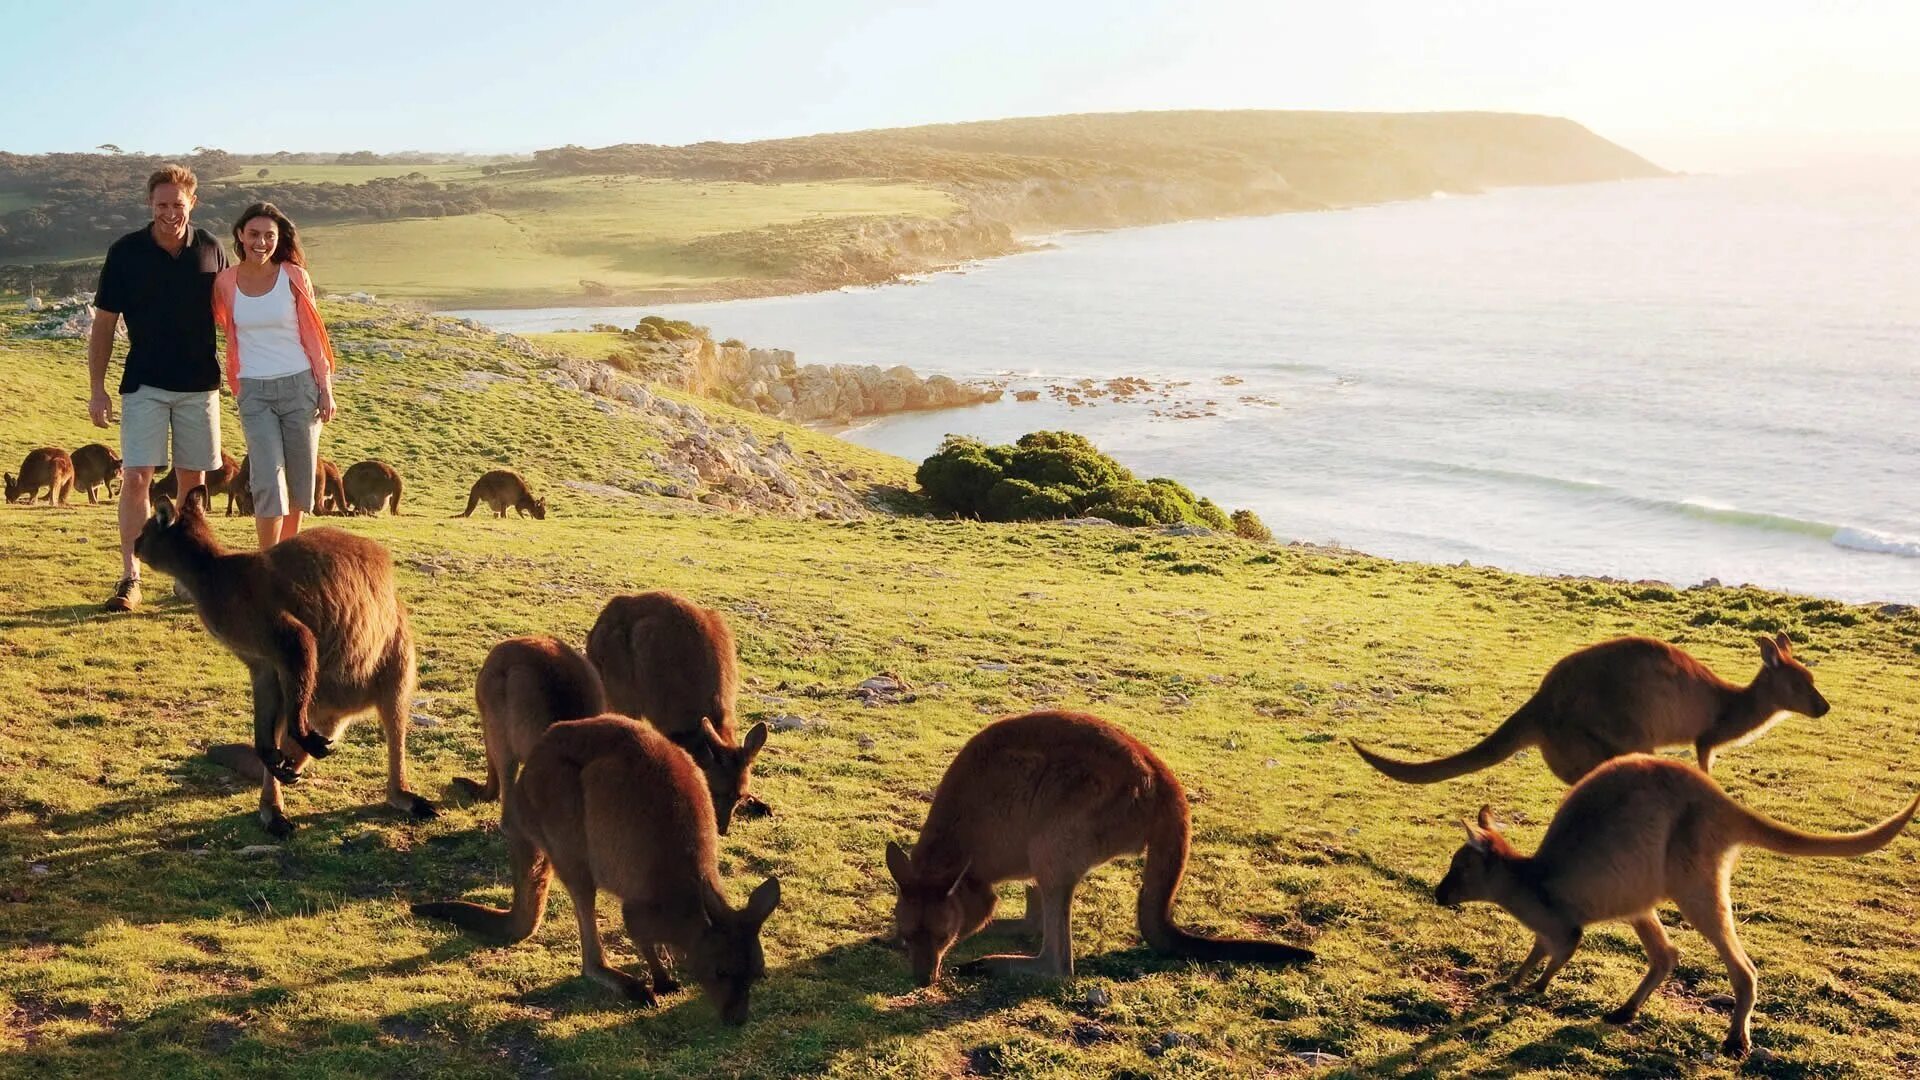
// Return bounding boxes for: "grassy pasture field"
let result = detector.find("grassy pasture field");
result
[3,305,1920,1077]
[211,164,494,186]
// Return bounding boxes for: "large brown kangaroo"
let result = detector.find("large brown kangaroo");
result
[1435,754,1917,1057]
[70,443,122,503]
[342,459,403,516]
[456,469,547,519]
[451,636,605,803]
[586,592,770,833]
[134,488,437,836]
[5,447,75,505]
[411,715,782,1025]
[885,710,1315,986]
[229,457,351,517]
[1351,635,1829,785]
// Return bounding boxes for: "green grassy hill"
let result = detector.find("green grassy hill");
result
[3,306,1917,1078]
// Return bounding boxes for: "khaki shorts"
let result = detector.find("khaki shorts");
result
[121,386,221,471]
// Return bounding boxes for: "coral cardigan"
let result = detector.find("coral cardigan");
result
[212,263,336,396]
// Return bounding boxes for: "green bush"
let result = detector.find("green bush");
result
[1195,498,1233,531]
[1232,509,1274,542]
[915,436,1010,518]
[985,478,1079,521]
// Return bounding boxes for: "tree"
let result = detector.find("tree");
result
[97,143,123,155]
[256,168,270,178]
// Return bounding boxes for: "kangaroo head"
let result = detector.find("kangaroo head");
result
[1754,632,1829,718]
[885,841,973,986]
[134,488,217,574]
[1435,805,1519,908]
[684,876,780,1026]
[683,719,768,835]
[3,473,16,501]
[530,497,547,520]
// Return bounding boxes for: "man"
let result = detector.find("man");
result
[88,165,229,611]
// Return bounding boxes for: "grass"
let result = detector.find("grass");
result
[210,164,493,186]
[299,175,958,307]
[3,305,1920,1077]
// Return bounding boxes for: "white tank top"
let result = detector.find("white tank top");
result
[232,268,313,380]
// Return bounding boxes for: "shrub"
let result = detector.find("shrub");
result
[1194,498,1232,531]
[916,435,1010,518]
[985,478,1079,521]
[1005,444,1124,493]
[1084,480,1193,527]
[1231,509,1273,542]
[915,430,1239,529]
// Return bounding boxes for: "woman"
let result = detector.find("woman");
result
[212,203,337,549]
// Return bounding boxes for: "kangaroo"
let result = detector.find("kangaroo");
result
[5,447,75,505]
[342,459,403,516]
[228,456,252,516]
[456,469,547,519]
[885,710,1315,986]
[153,451,240,504]
[586,592,770,833]
[1436,754,1917,1057]
[1351,635,1829,785]
[134,488,438,836]
[411,715,782,1025]
[452,635,605,803]
[228,457,348,517]
[70,443,122,503]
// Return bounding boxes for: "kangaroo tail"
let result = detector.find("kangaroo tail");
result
[1740,791,1920,858]
[1350,703,1538,785]
[411,834,550,943]
[1136,784,1314,965]
[455,489,478,518]
[208,742,267,781]
[388,474,402,516]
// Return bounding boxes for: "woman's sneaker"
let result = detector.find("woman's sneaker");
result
[103,577,142,612]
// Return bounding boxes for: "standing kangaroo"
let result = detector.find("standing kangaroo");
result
[5,447,75,505]
[1351,635,1829,785]
[134,488,437,836]
[452,635,605,803]
[586,592,770,833]
[456,470,547,519]
[1435,754,1917,1057]
[411,715,782,1026]
[70,443,122,503]
[342,459,403,516]
[886,710,1315,986]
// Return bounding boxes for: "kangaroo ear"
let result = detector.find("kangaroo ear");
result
[184,485,210,513]
[700,715,728,749]
[742,721,768,758]
[1462,819,1491,852]
[745,876,781,924]
[885,841,913,887]
[1476,804,1497,831]
[1773,631,1793,655]
[698,880,732,926]
[941,859,972,899]
[1757,635,1782,668]
[152,495,177,528]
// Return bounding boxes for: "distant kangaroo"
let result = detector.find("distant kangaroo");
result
[1351,635,1828,785]
[412,715,782,1025]
[457,469,547,519]
[586,592,770,833]
[886,710,1315,986]
[70,444,122,503]
[451,635,605,803]
[134,488,437,836]
[229,457,350,517]
[1435,754,1917,1057]
[153,451,240,504]
[342,459,403,516]
[5,447,74,505]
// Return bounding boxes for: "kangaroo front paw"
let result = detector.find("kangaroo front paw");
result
[1602,1005,1639,1026]
[260,748,302,784]
[263,810,296,838]
[406,794,439,820]
[651,972,680,995]
[293,729,336,759]
[1721,1033,1751,1058]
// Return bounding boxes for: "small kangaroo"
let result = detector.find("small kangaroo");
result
[586,592,770,833]
[411,715,782,1025]
[886,710,1315,986]
[452,635,605,803]
[342,459,403,516]
[1352,635,1829,785]
[5,447,75,505]
[134,488,438,836]
[456,469,547,519]
[228,457,349,517]
[70,444,122,503]
[1436,754,1917,1057]
[153,451,240,503]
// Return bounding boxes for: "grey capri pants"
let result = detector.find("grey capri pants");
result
[236,373,323,517]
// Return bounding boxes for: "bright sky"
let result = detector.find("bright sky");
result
[4,0,1916,171]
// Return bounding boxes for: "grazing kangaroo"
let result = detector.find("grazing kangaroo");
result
[456,469,547,519]
[153,451,240,504]
[5,447,75,505]
[452,635,605,803]
[229,457,349,517]
[134,488,437,836]
[885,710,1315,986]
[586,592,770,833]
[342,459,403,516]
[411,715,782,1025]
[70,444,122,503]
[1436,754,1917,1057]
[1351,635,1829,785]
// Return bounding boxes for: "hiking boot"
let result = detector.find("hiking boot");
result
[103,577,141,612]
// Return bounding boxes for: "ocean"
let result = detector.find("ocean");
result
[455,167,1920,603]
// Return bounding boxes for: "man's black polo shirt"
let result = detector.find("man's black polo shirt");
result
[94,224,229,395]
